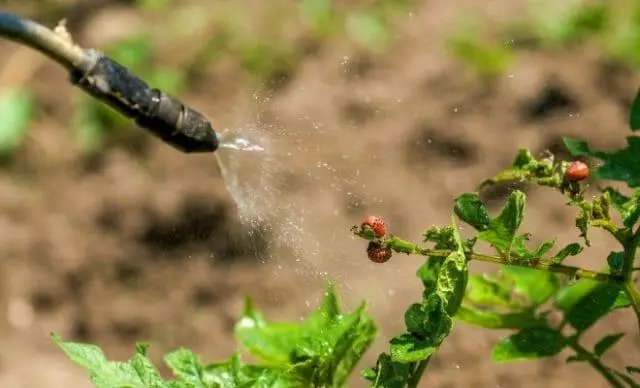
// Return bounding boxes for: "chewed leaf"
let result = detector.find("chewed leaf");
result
[492,325,565,362]
[389,333,437,363]
[479,149,558,188]
[477,190,525,256]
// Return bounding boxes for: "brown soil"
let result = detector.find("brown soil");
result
[0,1,639,388]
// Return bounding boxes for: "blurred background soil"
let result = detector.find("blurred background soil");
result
[0,0,639,387]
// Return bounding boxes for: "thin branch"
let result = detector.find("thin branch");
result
[0,11,86,70]
[355,232,624,284]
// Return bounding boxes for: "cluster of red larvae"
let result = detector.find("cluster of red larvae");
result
[359,161,589,264]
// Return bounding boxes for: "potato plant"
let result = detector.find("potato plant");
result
[51,91,640,388]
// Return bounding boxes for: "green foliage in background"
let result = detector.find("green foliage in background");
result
[449,0,640,77]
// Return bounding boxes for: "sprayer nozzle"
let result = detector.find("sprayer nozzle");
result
[69,49,220,154]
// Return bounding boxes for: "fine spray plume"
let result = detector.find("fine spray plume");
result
[0,11,328,271]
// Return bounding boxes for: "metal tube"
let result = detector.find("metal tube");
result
[0,11,219,153]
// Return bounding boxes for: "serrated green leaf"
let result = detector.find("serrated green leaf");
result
[565,283,620,332]
[491,325,565,362]
[454,192,490,231]
[630,88,640,130]
[477,190,525,256]
[563,137,591,156]
[455,306,538,329]
[511,234,555,260]
[389,333,436,363]
[235,283,376,387]
[0,88,33,154]
[52,333,165,388]
[594,333,625,358]
[502,266,559,306]
[164,348,207,387]
[364,353,411,388]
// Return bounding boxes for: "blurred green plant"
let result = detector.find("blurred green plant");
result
[447,20,516,78]
[450,0,640,76]
[0,87,34,157]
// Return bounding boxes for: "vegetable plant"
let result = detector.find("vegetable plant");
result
[52,89,640,388]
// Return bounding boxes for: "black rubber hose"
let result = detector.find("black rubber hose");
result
[0,11,219,153]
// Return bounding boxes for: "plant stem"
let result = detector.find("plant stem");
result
[355,232,624,285]
[406,358,429,388]
[622,228,640,332]
[567,338,624,388]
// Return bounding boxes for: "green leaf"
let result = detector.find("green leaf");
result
[566,354,589,363]
[131,343,165,387]
[234,298,302,364]
[554,243,583,263]
[464,274,523,309]
[602,187,640,228]
[591,136,640,188]
[52,333,166,388]
[202,353,304,388]
[0,88,33,154]
[554,278,599,312]
[607,252,624,275]
[416,257,443,290]
[454,192,490,231]
[491,325,565,362]
[437,251,468,316]
[563,137,591,156]
[511,234,555,260]
[564,283,620,332]
[164,348,206,387]
[364,353,411,388]
[628,366,640,375]
[630,88,640,130]
[502,266,559,306]
[389,333,436,363]
[403,293,452,346]
[455,306,538,329]
[594,333,625,357]
[612,291,631,310]
[477,190,525,256]
[234,283,376,387]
